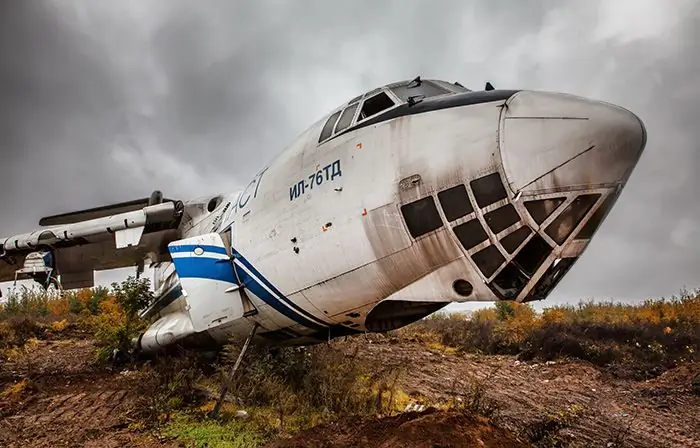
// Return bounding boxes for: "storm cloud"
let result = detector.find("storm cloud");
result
[1,0,699,304]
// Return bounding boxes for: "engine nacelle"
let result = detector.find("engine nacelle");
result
[16,250,58,290]
[137,311,196,354]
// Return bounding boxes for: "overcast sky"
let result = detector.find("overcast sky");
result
[1,0,699,307]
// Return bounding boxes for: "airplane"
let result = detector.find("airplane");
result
[0,77,647,357]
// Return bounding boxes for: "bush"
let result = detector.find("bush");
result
[0,276,156,362]
[90,276,154,362]
[0,317,46,349]
[122,339,410,443]
[405,289,700,379]
[130,350,211,425]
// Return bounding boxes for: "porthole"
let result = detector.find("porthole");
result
[207,196,222,212]
[452,279,474,297]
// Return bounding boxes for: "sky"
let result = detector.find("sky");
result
[0,0,699,310]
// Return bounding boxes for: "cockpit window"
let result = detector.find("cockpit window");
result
[335,103,359,134]
[319,110,342,143]
[347,94,363,105]
[359,92,395,121]
[391,80,451,103]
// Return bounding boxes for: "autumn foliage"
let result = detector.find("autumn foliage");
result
[403,288,700,379]
[1,279,699,378]
[0,276,153,361]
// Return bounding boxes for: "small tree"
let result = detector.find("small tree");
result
[110,276,154,348]
[88,286,110,315]
[495,301,516,321]
[93,276,154,362]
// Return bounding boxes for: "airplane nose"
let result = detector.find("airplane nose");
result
[499,91,646,194]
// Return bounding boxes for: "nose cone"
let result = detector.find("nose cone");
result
[499,91,646,193]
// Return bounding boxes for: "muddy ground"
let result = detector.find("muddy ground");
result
[1,337,698,447]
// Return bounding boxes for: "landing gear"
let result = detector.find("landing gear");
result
[210,323,259,418]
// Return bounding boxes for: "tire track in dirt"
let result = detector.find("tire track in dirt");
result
[355,340,700,448]
[1,386,133,447]
[0,339,173,448]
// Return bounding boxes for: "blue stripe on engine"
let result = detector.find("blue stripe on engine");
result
[167,241,329,333]
[170,256,237,283]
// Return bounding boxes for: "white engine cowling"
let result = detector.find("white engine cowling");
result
[137,311,196,354]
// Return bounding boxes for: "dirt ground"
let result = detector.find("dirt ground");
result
[266,408,532,448]
[0,339,179,448]
[1,337,698,448]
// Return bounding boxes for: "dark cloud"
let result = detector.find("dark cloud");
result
[0,2,137,232]
[1,0,698,303]
[545,7,700,302]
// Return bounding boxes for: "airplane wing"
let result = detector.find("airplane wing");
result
[0,194,184,290]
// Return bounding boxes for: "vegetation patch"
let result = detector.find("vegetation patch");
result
[1,279,699,446]
[401,289,700,380]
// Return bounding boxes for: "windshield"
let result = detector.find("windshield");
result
[390,79,451,102]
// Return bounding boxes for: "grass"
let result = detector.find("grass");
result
[162,414,272,448]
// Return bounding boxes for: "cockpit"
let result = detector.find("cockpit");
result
[318,77,471,144]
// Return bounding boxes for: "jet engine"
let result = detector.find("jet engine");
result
[15,250,59,290]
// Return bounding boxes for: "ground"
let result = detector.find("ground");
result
[1,337,698,448]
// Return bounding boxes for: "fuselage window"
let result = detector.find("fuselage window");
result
[483,204,520,234]
[524,198,565,225]
[400,196,443,238]
[348,94,363,105]
[437,184,473,222]
[490,262,529,300]
[526,257,577,302]
[470,173,508,209]
[574,194,616,240]
[391,80,451,102]
[471,245,506,278]
[452,218,488,251]
[512,234,552,277]
[359,92,395,121]
[499,226,531,254]
[335,103,359,134]
[319,110,342,143]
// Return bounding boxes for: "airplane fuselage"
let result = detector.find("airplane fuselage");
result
[137,80,646,352]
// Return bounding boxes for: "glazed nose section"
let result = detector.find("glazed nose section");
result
[499,91,646,193]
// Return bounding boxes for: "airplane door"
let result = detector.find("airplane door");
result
[168,232,255,333]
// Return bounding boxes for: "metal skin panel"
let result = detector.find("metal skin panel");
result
[0,81,647,353]
[499,91,646,195]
